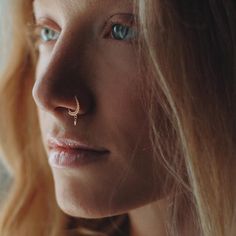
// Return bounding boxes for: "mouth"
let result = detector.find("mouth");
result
[47,136,110,169]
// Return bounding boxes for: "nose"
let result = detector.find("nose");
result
[32,39,94,121]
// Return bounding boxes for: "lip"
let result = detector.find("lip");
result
[47,136,109,152]
[47,136,109,169]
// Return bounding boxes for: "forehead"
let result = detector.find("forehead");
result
[33,0,134,14]
[33,0,134,25]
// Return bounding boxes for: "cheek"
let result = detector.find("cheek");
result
[92,42,144,121]
[95,41,139,78]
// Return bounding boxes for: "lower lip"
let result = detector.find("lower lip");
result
[48,147,109,169]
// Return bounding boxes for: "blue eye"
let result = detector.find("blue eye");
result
[111,24,137,41]
[40,27,60,42]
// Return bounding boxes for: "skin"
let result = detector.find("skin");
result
[32,0,170,235]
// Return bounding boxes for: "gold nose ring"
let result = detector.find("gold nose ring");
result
[68,96,80,126]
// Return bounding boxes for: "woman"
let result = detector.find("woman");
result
[0,0,235,235]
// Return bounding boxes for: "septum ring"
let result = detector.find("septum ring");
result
[68,96,80,126]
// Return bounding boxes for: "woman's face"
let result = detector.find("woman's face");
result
[32,0,164,218]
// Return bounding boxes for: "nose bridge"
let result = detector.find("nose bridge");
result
[45,29,84,82]
[32,30,93,116]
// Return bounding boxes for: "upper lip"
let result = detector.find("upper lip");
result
[47,136,109,153]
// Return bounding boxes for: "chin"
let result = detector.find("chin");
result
[54,186,161,220]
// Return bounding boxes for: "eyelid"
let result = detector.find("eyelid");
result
[35,17,61,32]
[104,13,136,25]
[33,17,60,37]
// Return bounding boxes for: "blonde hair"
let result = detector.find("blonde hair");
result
[0,0,235,235]
[136,0,236,235]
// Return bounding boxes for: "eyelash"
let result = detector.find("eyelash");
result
[31,19,137,48]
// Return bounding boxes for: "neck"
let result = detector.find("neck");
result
[128,198,169,236]
[128,196,199,236]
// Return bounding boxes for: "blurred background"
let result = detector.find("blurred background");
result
[0,160,11,204]
[0,1,12,204]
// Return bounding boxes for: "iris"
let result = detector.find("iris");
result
[111,24,136,41]
[40,27,60,42]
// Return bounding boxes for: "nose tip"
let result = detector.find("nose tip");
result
[32,82,50,112]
